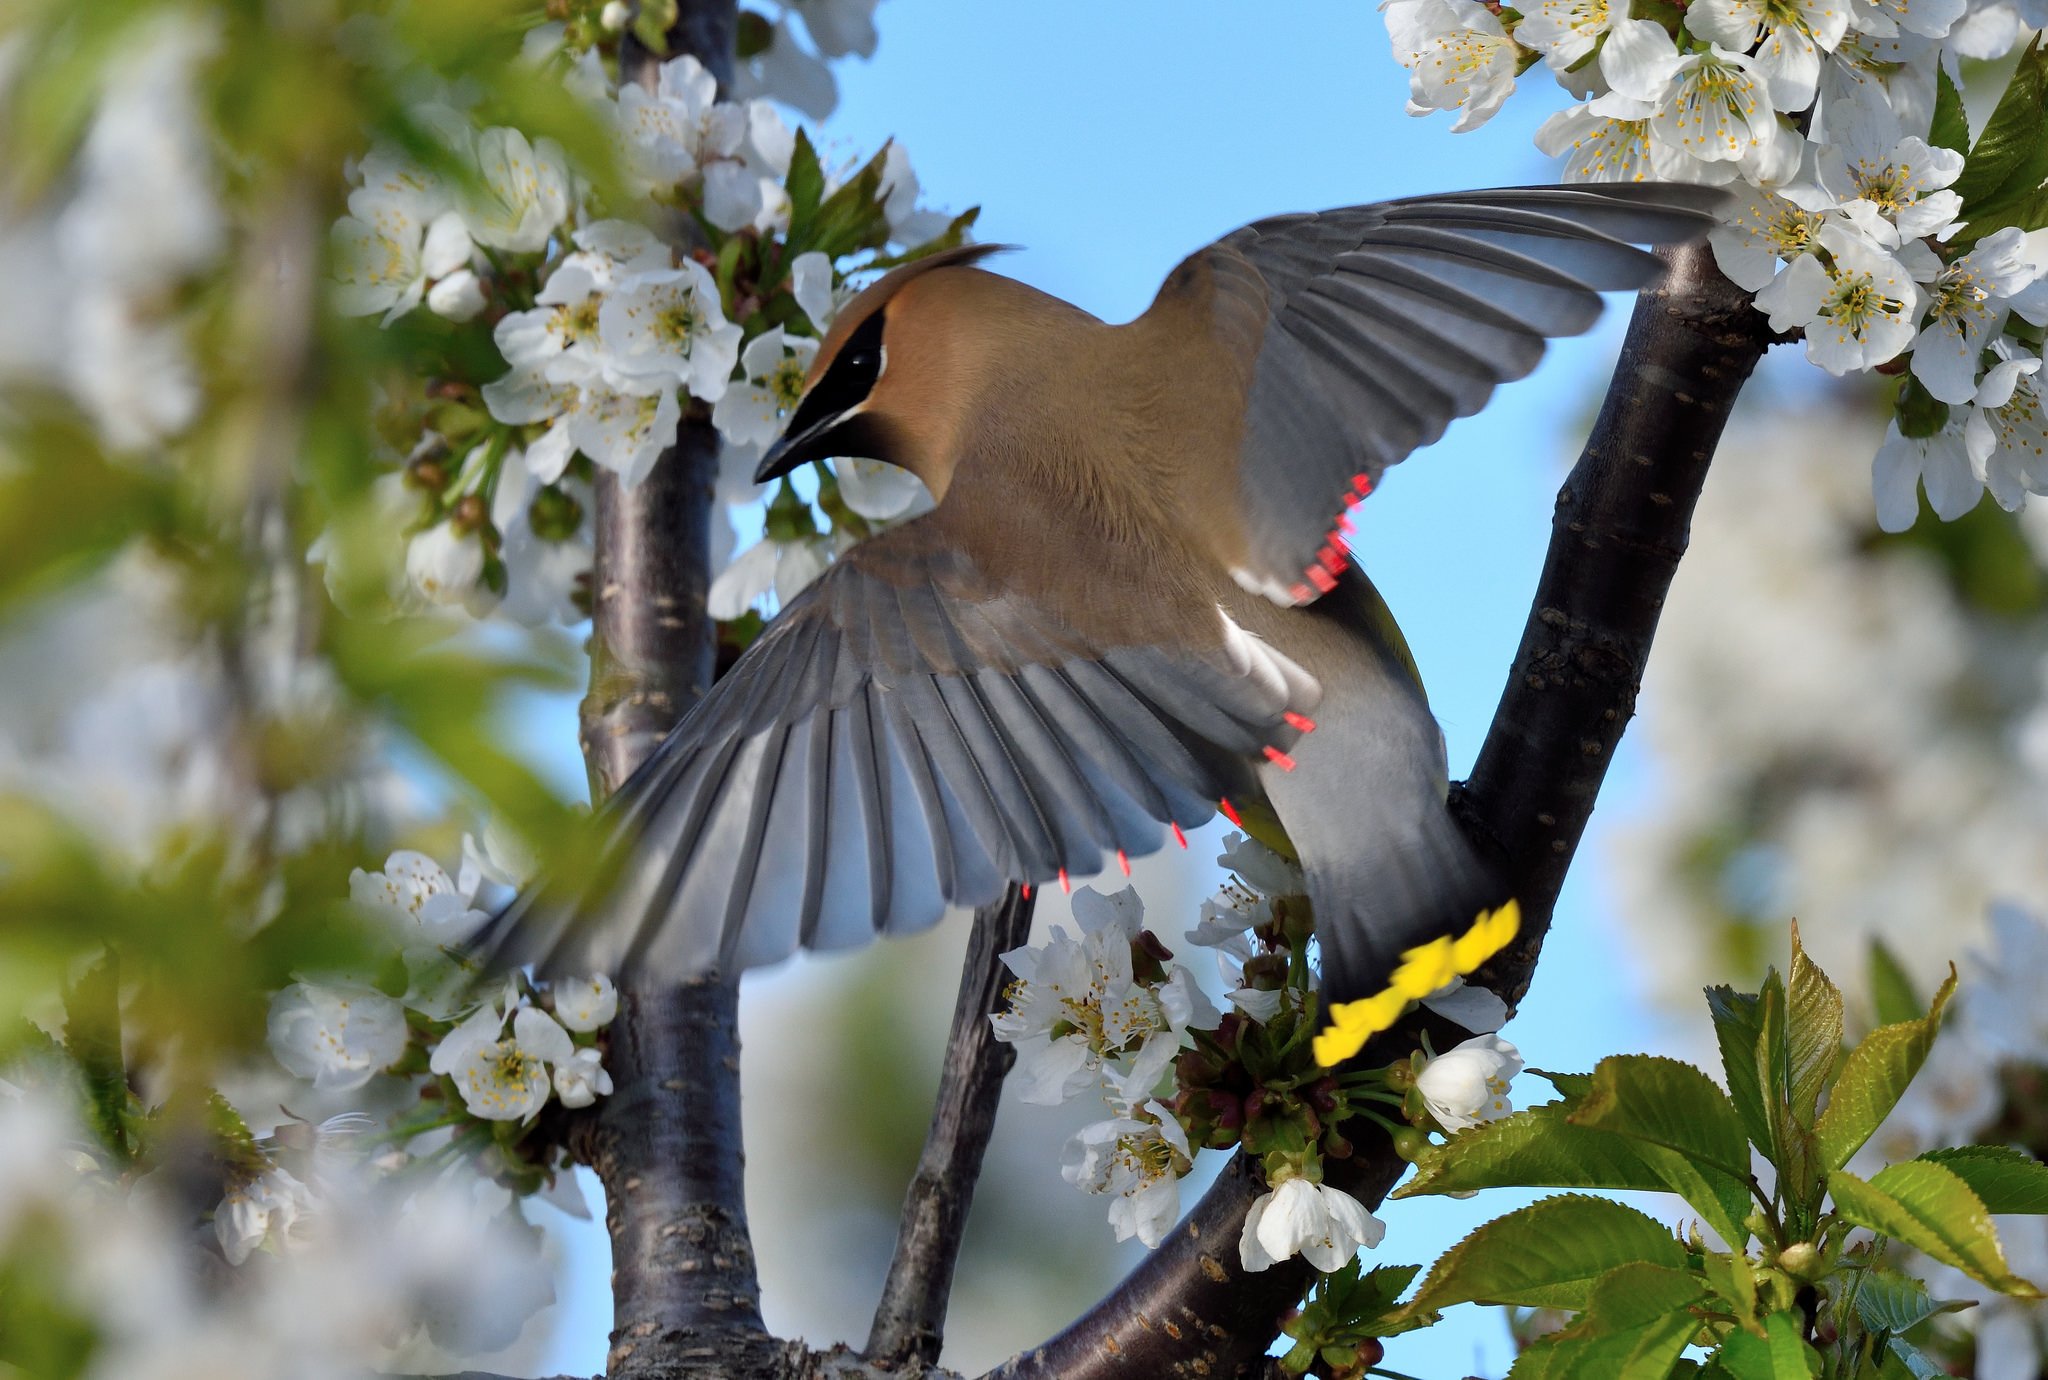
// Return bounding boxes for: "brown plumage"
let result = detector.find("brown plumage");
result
[482,183,1728,1051]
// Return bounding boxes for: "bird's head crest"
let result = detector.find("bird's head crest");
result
[753,242,1013,485]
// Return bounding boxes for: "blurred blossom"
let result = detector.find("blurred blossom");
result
[350,849,492,948]
[215,1164,318,1266]
[1611,399,2048,1011]
[551,974,618,1032]
[268,983,408,1093]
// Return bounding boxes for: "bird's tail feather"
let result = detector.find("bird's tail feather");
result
[1302,791,1517,1067]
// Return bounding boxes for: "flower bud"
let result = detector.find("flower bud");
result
[528,484,585,542]
[599,0,631,30]
[1389,1125,1434,1162]
[1777,1241,1822,1282]
[451,493,489,534]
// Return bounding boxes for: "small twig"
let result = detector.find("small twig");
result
[869,885,1038,1367]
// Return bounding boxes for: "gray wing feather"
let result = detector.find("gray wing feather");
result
[1183,182,1731,604]
[477,524,1320,981]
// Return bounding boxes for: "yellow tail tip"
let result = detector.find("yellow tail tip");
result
[1310,900,1522,1067]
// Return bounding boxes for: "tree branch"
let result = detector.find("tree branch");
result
[869,885,1039,1367]
[570,12,764,1379]
[983,243,1774,1379]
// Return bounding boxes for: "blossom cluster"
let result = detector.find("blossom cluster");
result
[0,17,222,452]
[1383,0,2048,529]
[250,837,616,1278]
[996,835,1532,1277]
[325,47,952,628]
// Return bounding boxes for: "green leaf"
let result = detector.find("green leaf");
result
[1393,1099,1672,1200]
[1786,924,1844,1126]
[1951,39,2048,218]
[1919,1145,2048,1213]
[1700,1252,1760,1332]
[1814,968,1957,1172]
[1706,984,1773,1154]
[1566,1055,1757,1244]
[1715,1311,1820,1379]
[1507,1263,1708,1380]
[784,128,826,241]
[1828,1162,2041,1297]
[1931,62,1969,156]
[1850,1268,1972,1335]
[861,206,985,270]
[62,951,134,1165]
[1399,1194,1685,1317]
[1867,940,1922,1026]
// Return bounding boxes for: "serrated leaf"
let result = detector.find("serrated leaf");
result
[1921,1145,2048,1213]
[1814,968,1956,1171]
[1570,1055,1754,1178]
[62,952,133,1165]
[1884,1338,1947,1379]
[1786,923,1844,1126]
[1715,1310,1820,1379]
[1536,1069,1595,1098]
[1851,1268,1971,1335]
[862,206,984,270]
[1700,1252,1761,1332]
[1507,1263,1707,1380]
[1399,1194,1685,1317]
[1707,985,1773,1153]
[1931,62,1969,155]
[1951,39,2048,218]
[1566,1055,1757,1244]
[1867,940,1922,1026]
[784,128,826,237]
[1829,1162,2041,1297]
[1393,1099,1671,1200]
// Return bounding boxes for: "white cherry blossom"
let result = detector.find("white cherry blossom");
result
[267,982,408,1092]
[215,1164,317,1266]
[463,127,571,253]
[490,452,591,626]
[552,974,619,1031]
[1961,344,2048,508]
[1872,420,1979,529]
[1755,223,1924,374]
[1603,20,1783,165]
[615,54,747,193]
[426,267,485,321]
[711,328,818,449]
[1536,95,1740,184]
[878,141,954,246]
[1061,1101,1192,1249]
[600,261,743,403]
[1514,0,1616,70]
[349,848,493,947]
[791,250,849,330]
[836,458,932,522]
[1416,1033,1524,1131]
[1239,1176,1386,1272]
[553,1047,615,1109]
[1710,184,1830,291]
[331,198,471,326]
[1684,0,1851,111]
[405,522,487,608]
[1815,109,1963,242]
[1385,0,1520,133]
[1906,227,2041,404]
[706,532,832,618]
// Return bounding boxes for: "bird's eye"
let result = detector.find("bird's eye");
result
[846,350,874,370]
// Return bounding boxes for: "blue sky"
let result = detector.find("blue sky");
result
[538,4,1706,1374]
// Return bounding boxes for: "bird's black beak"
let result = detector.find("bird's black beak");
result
[753,407,844,484]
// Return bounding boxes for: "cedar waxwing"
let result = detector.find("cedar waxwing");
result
[485,183,1729,1064]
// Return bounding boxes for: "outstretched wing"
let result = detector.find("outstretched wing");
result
[480,512,1319,980]
[1147,183,1730,605]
